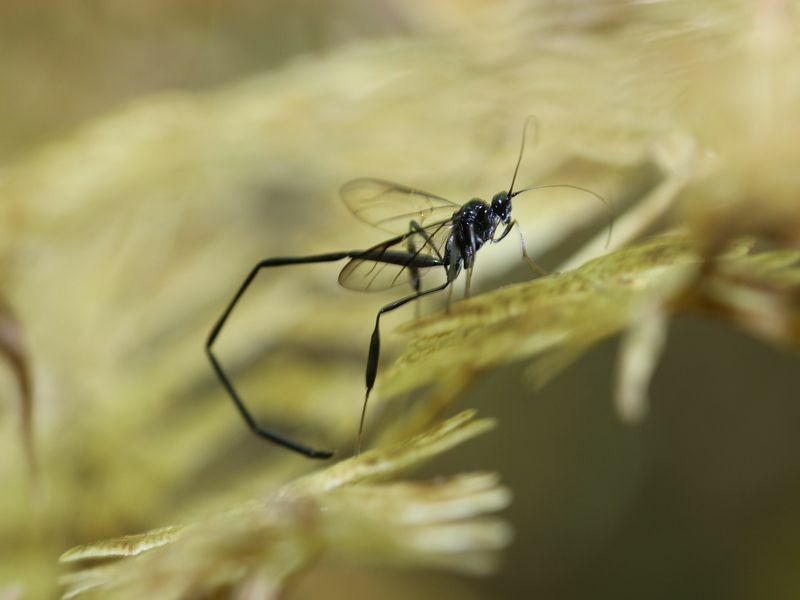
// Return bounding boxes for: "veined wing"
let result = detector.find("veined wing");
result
[341,178,460,235]
[338,219,453,292]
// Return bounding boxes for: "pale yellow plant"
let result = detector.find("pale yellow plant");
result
[0,1,798,598]
[59,412,511,599]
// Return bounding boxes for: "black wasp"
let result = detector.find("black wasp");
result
[206,119,610,459]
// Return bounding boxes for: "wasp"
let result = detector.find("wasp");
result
[206,119,610,458]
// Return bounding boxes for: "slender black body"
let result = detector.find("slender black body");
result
[206,119,609,458]
[205,195,525,458]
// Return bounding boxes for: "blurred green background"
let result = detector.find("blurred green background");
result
[1,1,799,599]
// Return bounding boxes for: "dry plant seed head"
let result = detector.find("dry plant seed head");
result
[59,412,513,599]
[4,5,798,599]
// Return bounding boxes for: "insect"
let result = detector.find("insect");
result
[206,119,611,459]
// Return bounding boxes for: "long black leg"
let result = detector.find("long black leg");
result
[405,236,422,318]
[446,282,455,312]
[409,220,445,262]
[357,278,452,453]
[207,252,357,459]
[464,224,478,298]
[406,219,446,318]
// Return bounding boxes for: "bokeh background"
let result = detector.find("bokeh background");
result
[1,1,798,598]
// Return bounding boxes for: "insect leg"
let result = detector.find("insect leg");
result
[409,220,446,262]
[358,278,452,453]
[405,236,422,318]
[493,220,514,243]
[446,283,455,312]
[406,219,446,317]
[206,252,356,459]
[443,236,461,313]
[464,225,478,298]
[512,220,548,276]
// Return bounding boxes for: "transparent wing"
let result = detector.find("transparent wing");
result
[338,219,453,292]
[341,178,461,235]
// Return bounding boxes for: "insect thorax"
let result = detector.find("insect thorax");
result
[454,199,497,247]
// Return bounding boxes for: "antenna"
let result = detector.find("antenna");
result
[507,116,539,197]
[512,183,615,248]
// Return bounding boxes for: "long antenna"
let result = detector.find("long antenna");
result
[508,116,539,197]
[512,183,615,248]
